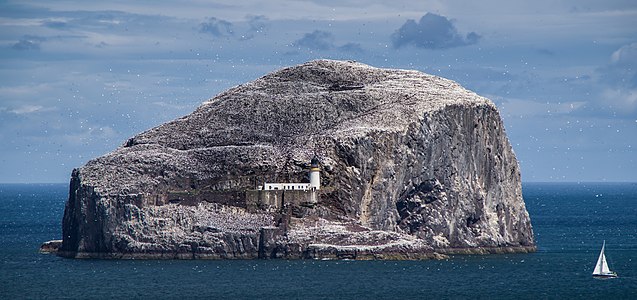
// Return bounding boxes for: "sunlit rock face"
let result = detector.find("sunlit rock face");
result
[59,60,535,259]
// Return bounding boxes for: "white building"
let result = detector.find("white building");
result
[257,158,321,191]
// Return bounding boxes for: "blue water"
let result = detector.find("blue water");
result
[1,183,636,299]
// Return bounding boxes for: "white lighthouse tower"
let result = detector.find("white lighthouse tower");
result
[309,157,321,190]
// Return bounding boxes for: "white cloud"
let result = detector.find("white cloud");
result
[491,95,586,118]
[0,84,52,96]
[600,88,637,115]
[8,105,54,115]
[0,17,45,26]
[611,42,637,65]
[588,42,637,117]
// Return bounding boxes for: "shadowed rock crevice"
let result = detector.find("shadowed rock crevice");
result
[57,60,535,259]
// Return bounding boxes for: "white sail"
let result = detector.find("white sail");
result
[593,241,612,275]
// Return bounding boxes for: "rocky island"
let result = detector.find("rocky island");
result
[55,59,535,259]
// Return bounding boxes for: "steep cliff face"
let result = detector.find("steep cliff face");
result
[59,60,534,259]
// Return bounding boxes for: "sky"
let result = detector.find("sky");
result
[1,0,636,183]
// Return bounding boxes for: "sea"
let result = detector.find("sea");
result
[1,182,635,299]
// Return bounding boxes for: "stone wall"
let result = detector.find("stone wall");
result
[246,189,317,212]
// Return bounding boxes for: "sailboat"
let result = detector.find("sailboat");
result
[592,240,618,278]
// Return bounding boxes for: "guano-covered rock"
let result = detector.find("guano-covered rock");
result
[58,59,535,259]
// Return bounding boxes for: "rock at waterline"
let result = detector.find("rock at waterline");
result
[40,240,62,254]
[53,60,535,259]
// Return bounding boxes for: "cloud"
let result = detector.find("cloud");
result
[241,15,268,40]
[199,15,267,41]
[580,42,637,117]
[599,88,637,115]
[491,95,585,118]
[199,17,234,37]
[43,20,68,29]
[294,30,334,50]
[12,40,40,51]
[338,42,364,53]
[611,42,637,66]
[537,48,556,56]
[391,13,480,49]
[292,30,365,53]
[7,105,55,115]
[11,35,46,51]
[608,42,637,88]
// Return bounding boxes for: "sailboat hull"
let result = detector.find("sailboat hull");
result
[593,273,618,279]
